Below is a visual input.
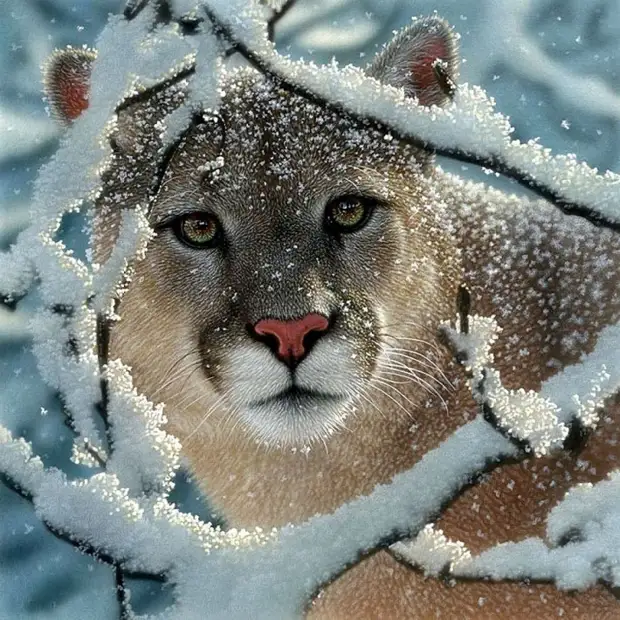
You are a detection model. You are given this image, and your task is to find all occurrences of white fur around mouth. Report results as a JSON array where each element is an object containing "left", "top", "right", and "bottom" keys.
[
  {"left": 224, "top": 342, "right": 358, "bottom": 445},
  {"left": 239, "top": 395, "right": 351, "bottom": 446},
  {"left": 249, "top": 386, "right": 346, "bottom": 408}
]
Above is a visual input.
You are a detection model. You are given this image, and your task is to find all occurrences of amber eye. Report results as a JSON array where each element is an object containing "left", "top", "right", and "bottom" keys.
[
  {"left": 173, "top": 212, "right": 221, "bottom": 249},
  {"left": 325, "top": 196, "right": 374, "bottom": 234}
]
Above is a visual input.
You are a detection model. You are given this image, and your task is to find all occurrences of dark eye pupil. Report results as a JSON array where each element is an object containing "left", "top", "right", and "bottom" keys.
[
  {"left": 327, "top": 197, "right": 373, "bottom": 233},
  {"left": 176, "top": 213, "right": 220, "bottom": 248},
  {"left": 185, "top": 217, "right": 213, "bottom": 237},
  {"left": 338, "top": 202, "right": 361, "bottom": 219}
]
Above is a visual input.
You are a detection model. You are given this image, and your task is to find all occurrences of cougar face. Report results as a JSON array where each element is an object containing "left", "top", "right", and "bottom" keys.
[
  {"left": 44, "top": 17, "right": 461, "bottom": 448},
  {"left": 117, "top": 71, "right": 459, "bottom": 446}
]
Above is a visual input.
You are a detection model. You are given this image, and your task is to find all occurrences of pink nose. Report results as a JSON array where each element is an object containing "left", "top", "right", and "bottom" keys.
[{"left": 253, "top": 313, "right": 330, "bottom": 365}]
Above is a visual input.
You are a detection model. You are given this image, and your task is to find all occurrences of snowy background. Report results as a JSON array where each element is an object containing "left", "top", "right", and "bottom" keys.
[{"left": 1, "top": 0, "right": 620, "bottom": 617}]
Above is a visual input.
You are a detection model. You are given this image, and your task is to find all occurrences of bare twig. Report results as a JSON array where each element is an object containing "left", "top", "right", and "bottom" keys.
[
  {"left": 0, "top": 293, "right": 24, "bottom": 311},
  {"left": 432, "top": 59, "right": 457, "bottom": 100},
  {"left": 123, "top": 0, "right": 151, "bottom": 20},
  {"left": 265, "top": 0, "right": 297, "bottom": 42},
  {"left": 116, "top": 565, "right": 131, "bottom": 620},
  {"left": 456, "top": 284, "right": 470, "bottom": 336}
]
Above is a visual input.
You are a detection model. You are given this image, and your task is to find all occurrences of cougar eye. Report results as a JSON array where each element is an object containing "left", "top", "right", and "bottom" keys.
[
  {"left": 173, "top": 212, "right": 221, "bottom": 249},
  {"left": 324, "top": 196, "right": 374, "bottom": 234}
]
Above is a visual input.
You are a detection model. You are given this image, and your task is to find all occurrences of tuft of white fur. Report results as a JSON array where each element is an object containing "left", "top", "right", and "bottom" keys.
[{"left": 224, "top": 339, "right": 357, "bottom": 445}]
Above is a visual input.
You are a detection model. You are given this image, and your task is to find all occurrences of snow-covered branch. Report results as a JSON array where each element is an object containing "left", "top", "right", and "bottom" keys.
[
  {"left": 392, "top": 310, "right": 620, "bottom": 591},
  {"left": 393, "top": 472, "right": 620, "bottom": 592},
  {"left": 0, "top": 405, "right": 519, "bottom": 618},
  {"left": 440, "top": 311, "right": 620, "bottom": 456}
]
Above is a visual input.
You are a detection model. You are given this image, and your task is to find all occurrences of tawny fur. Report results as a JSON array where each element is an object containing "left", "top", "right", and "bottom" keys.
[{"left": 46, "top": 19, "right": 620, "bottom": 619}]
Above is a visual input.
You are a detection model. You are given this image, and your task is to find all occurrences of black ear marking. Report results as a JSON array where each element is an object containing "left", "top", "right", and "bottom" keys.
[
  {"left": 433, "top": 59, "right": 457, "bottom": 100},
  {"left": 367, "top": 16, "right": 459, "bottom": 108},
  {"left": 42, "top": 47, "right": 97, "bottom": 125}
]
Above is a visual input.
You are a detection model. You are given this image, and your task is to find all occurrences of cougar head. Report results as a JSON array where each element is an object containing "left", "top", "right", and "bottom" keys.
[{"left": 45, "top": 17, "right": 462, "bottom": 447}]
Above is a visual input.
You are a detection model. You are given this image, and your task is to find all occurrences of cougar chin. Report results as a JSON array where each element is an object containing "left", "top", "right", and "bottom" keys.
[{"left": 221, "top": 341, "right": 358, "bottom": 446}]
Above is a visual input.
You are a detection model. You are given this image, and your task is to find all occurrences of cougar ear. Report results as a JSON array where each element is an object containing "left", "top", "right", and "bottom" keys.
[
  {"left": 43, "top": 47, "right": 97, "bottom": 125},
  {"left": 367, "top": 16, "right": 459, "bottom": 107}
]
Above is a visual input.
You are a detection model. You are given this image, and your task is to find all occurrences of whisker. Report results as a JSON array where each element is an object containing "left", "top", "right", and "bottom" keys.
[
  {"left": 151, "top": 353, "right": 203, "bottom": 399},
  {"left": 381, "top": 356, "right": 453, "bottom": 393},
  {"left": 224, "top": 404, "right": 251, "bottom": 445},
  {"left": 383, "top": 346, "right": 452, "bottom": 382},
  {"left": 381, "top": 331, "right": 442, "bottom": 355},
  {"left": 169, "top": 363, "right": 210, "bottom": 411},
  {"left": 369, "top": 377, "right": 420, "bottom": 418},
  {"left": 184, "top": 391, "right": 229, "bottom": 445},
  {"left": 354, "top": 383, "right": 390, "bottom": 422},
  {"left": 175, "top": 382, "right": 212, "bottom": 415},
  {"left": 381, "top": 319, "right": 441, "bottom": 340},
  {"left": 159, "top": 348, "right": 199, "bottom": 385},
  {"left": 377, "top": 364, "right": 448, "bottom": 410}
]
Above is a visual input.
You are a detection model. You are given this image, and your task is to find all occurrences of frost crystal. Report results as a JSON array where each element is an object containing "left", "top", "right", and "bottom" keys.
[{"left": 391, "top": 524, "right": 472, "bottom": 577}]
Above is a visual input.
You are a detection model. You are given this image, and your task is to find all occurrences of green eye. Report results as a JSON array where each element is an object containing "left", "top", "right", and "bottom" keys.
[
  {"left": 174, "top": 212, "right": 221, "bottom": 249},
  {"left": 325, "top": 196, "right": 374, "bottom": 234}
]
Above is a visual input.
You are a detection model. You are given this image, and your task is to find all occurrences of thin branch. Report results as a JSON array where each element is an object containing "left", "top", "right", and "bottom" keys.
[
  {"left": 84, "top": 438, "right": 108, "bottom": 468},
  {"left": 0, "top": 294, "right": 24, "bottom": 311},
  {"left": 391, "top": 547, "right": 619, "bottom": 594},
  {"left": 96, "top": 313, "right": 110, "bottom": 418},
  {"left": 432, "top": 60, "right": 457, "bottom": 101},
  {"left": 115, "top": 64, "right": 196, "bottom": 115},
  {"left": 265, "top": 0, "right": 297, "bottom": 42},
  {"left": 96, "top": 299, "right": 136, "bottom": 617},
  {"left": 116, "top": 565, "right": 131, "bottom": 620},
  {"left": 447, "top": 290, "right": 533, "bottom": 454},
  {"left": 456, "top": 284, "right": 470, "bottom": 336}
]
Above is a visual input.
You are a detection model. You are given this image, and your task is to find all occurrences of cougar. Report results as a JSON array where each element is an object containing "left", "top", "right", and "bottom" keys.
[{"left": 44, "top": 15, "right": 620, "bottom": 619}]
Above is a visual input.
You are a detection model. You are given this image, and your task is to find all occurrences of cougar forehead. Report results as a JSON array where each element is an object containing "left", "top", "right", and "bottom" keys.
[
  {"left": 111, "top": 68, "right": 461, "bottom": 447},
  {"left": 152, "top": 70, "right": 428, "bottom": 226}
]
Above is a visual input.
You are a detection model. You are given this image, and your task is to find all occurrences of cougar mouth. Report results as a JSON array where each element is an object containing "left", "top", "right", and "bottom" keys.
[
  {"left": 221, "top": 344, "right": 357, "bottom": 445},
  {"left": 249, "top": 386, "right": 346, "bottom": 408}
]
